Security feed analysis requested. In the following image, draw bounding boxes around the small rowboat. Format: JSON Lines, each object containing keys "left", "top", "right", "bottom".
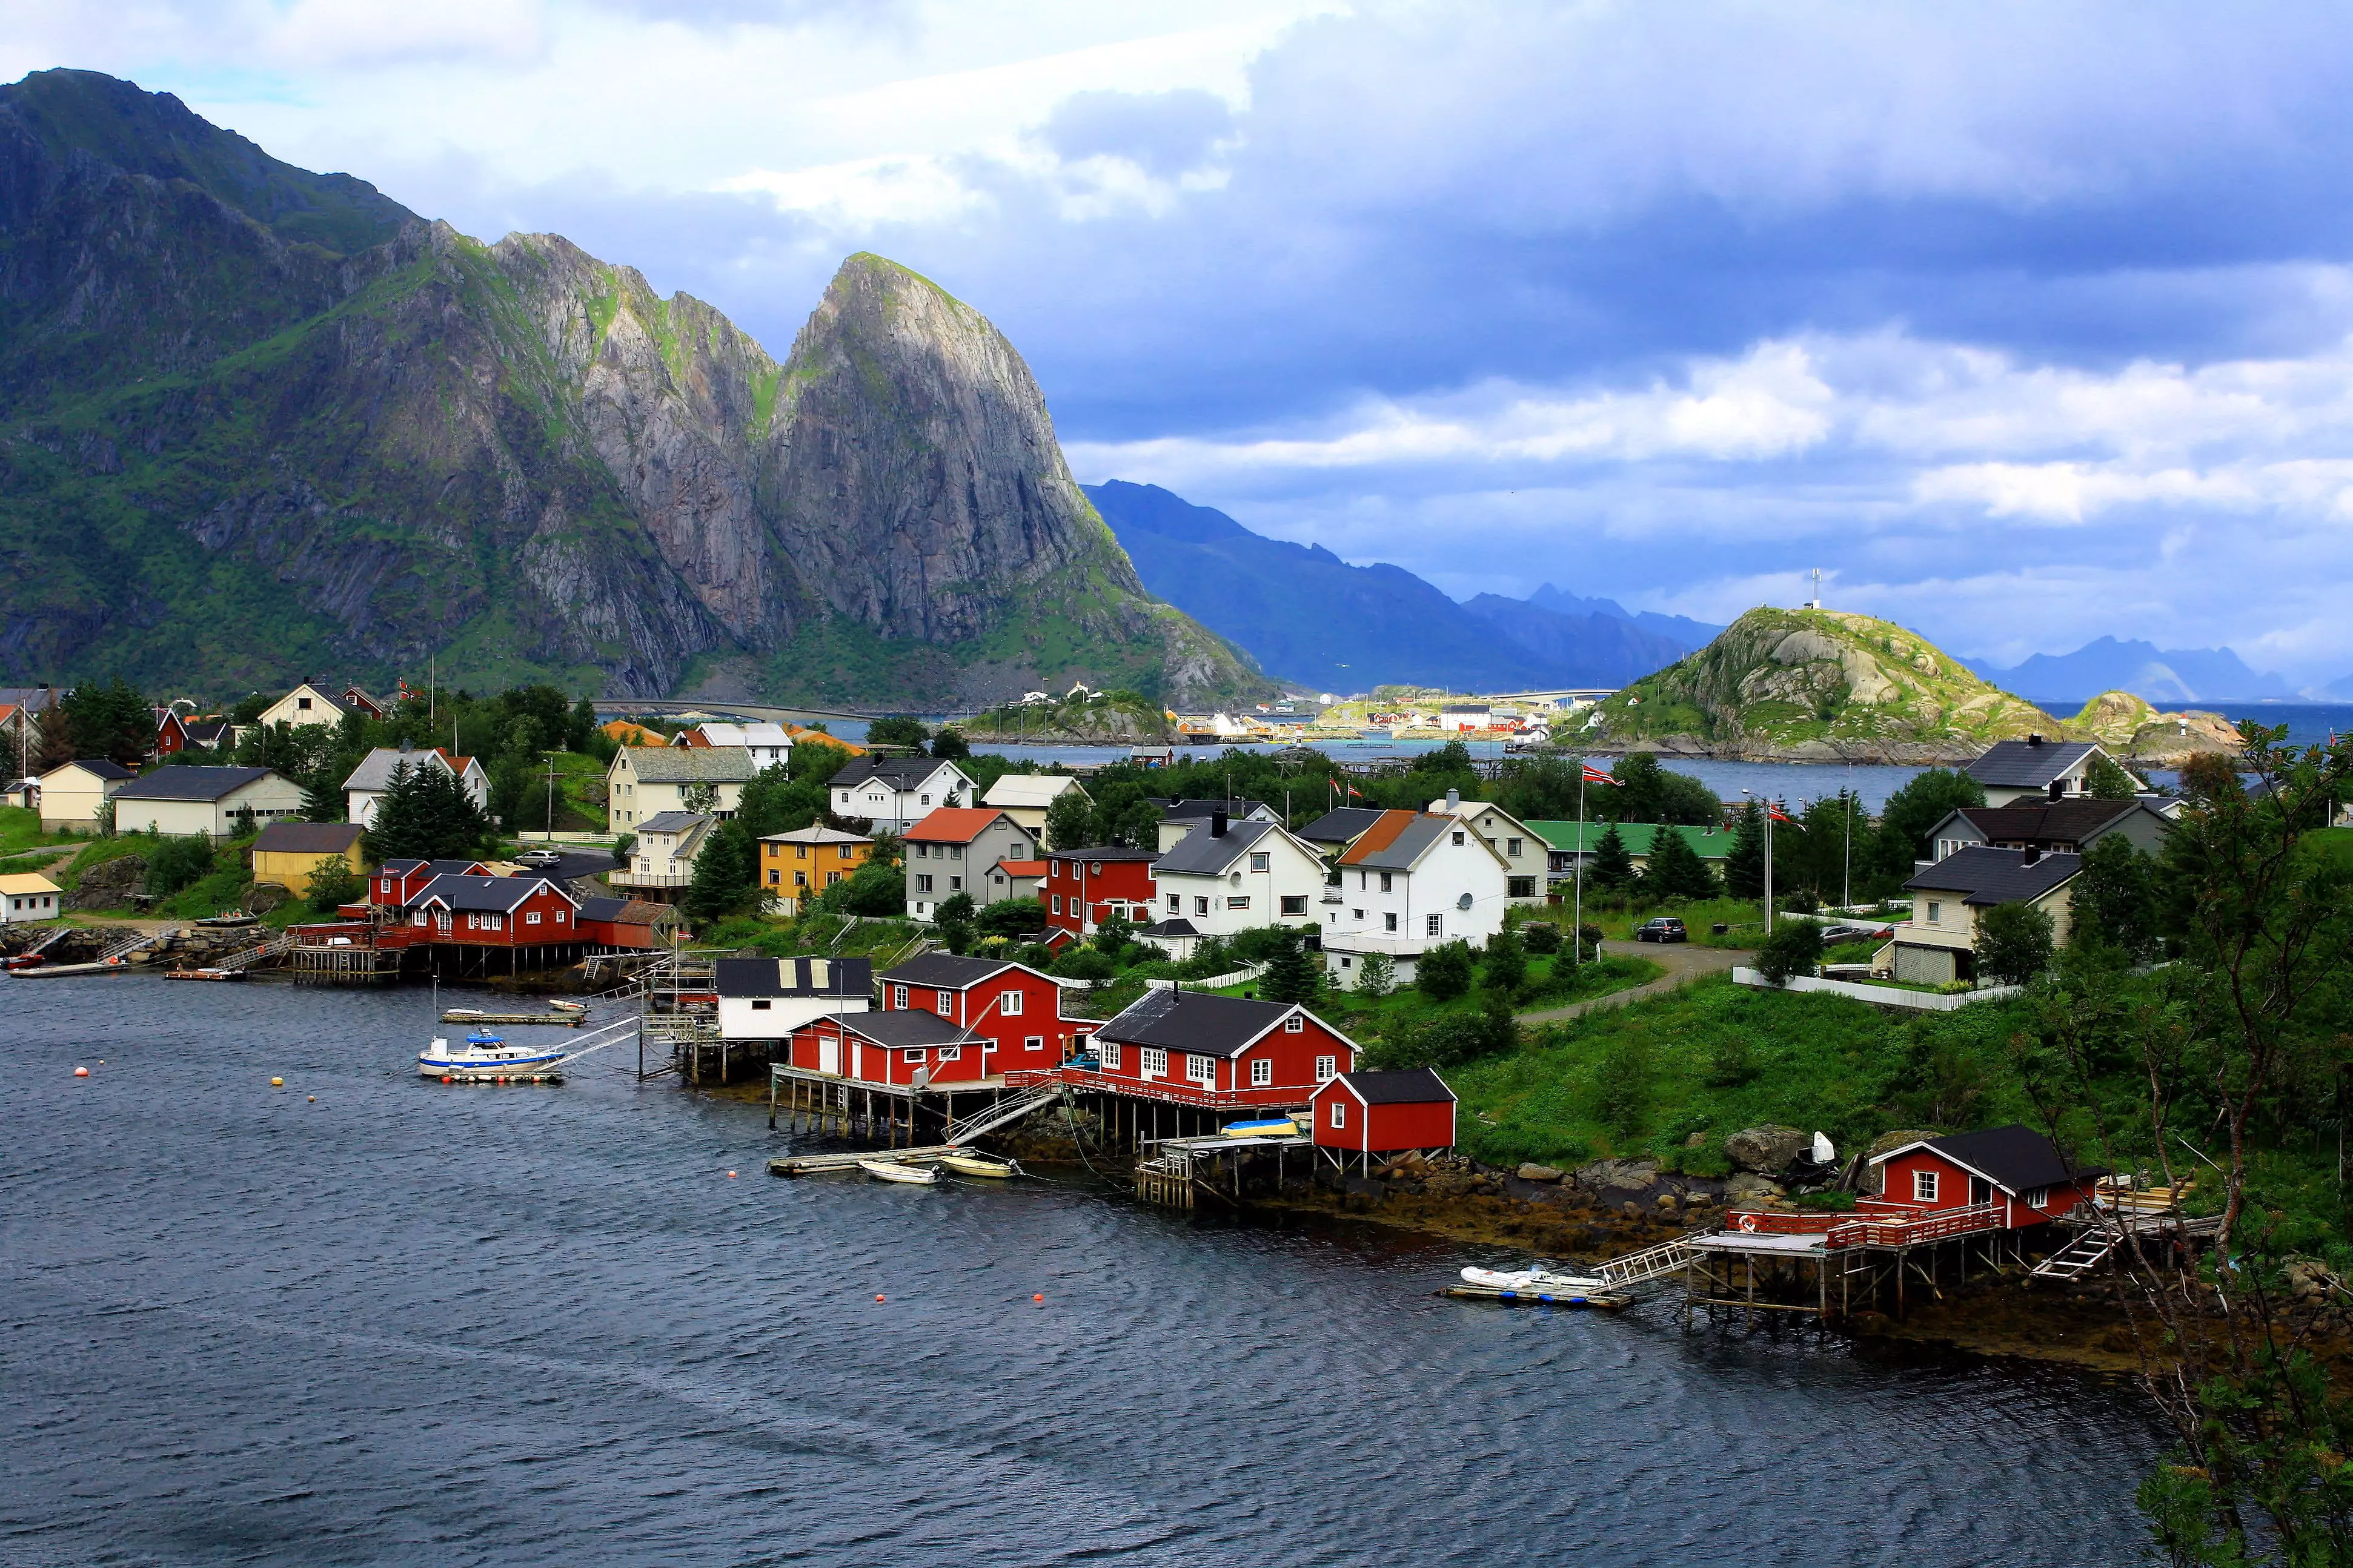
{"left": 1461, "top": 1265, "right": 1607, "bottom": 1292}
{"left": 548, "top": 999, "right": 588, "bottom": 1014}
{"left": 940, "top": 1150, "right": 1020, "bottom": 1179}
{"left": 1221, "top": 1117, "right": 1299, "bottom": 1138}
{"left": 859, "top": 1158, "right": 941, "bottom": 1185}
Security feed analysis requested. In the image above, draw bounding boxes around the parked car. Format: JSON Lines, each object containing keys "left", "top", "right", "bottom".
{"left": 514, "top": 849, "right": 564, "bottom": 868}
{"left": 1818, "top": 923, "right": 1894, "bottom": 945}
{"left": 1634, "top": 916, "right": 1687, "bottom": 944}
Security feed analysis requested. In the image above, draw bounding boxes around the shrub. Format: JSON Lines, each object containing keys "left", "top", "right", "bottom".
{"left": 1754, "top": 919, "right": 1825, "bottom": 985}
{"left": 1705, "top": 1033, "right": 1755, "bottom": 1087}
{"left": 1052, "top": 947, "right": 1115, "bottom": 982}
{"left": 144, "top": 834, "right": 220, "bottom": 898}
{"left": 1520, "top": 920, "right": 1561, "bottom": 955}
{"left": 1481, "top": 928, "right": 1526, "bottom": 993}
{"left": 1261, "top": 930, "right": 1322, "bottom": 1005}
{"left": 1593, "top": 1032, "right": 1653, "bottom": 1133}
{"left": 1974, "top": 901, "right": 2055, "bottom": 986}
{"left": 1372, "top": 992, "right": 1519, "bottom": 1070}
{"left": 304, "top": 856, "right": 362, "bottom": 915}
{"left": 1416, "top": 940, "right": 1475, "bottom": 1001}
{"left": 1354, "top": 949, "right": 1395, "bottom": 998}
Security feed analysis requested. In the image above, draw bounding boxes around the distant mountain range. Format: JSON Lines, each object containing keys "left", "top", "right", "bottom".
{"left": 1084, "top": 481, "right": 1713, "bottom": 694}
{"left": 1963, "top": 637, "right": 2294, "bottom": 706}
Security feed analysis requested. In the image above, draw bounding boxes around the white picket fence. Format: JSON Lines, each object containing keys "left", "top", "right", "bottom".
{"left": 1731, "top": 967, "right": 2022, "bottom": 1012}
{"left": 1146, "top": 961, "right": 1269, "bottom": 992}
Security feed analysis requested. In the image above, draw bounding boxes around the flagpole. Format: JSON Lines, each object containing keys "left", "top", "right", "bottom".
{"left": 1572, "top": 764, "right": 1586, "bottom": 968}
{"left": 1764, "top": 795, "right": 1774, "bottom": 933}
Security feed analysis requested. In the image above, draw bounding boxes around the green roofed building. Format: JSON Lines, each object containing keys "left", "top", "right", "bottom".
{"left": 1527, "top": 821, "right": 1736, "bottom": 885}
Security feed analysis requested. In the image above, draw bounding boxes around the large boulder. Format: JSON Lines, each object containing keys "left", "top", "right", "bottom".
{"left": 65, "top": 853, "right": 146, "bottom": 911}
{"left": 1725, "top": 1171, "right": 1787, "bottom": 1203}
{"left": 1516, "top": 1163, "right": 1564, "bottom": 1183}
{"left": 1576, "top": 1157, "right": 1660, "bottom": 1192}
{"left": 1725, "top": 1125, "right": 1811, "bottom": 1174}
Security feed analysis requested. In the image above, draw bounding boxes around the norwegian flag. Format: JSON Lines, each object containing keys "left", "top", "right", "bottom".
{"left": 1331, "top": 778, "right": 1363, "bottom": 800}
{"left": 1767, "top": 802, "right": 1794, "bottom": 824}
{"left": 1582, "top": 763, "right": 1621, "bottom": 786}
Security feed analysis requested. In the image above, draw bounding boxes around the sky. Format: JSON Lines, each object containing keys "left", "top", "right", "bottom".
{"left": 13, "top": 0, "right": 2353, "bottom": 684}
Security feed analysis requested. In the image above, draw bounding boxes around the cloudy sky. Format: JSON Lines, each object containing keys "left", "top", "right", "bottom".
{"left": 14, "top": 0, "right": 2353, "bottom": 683}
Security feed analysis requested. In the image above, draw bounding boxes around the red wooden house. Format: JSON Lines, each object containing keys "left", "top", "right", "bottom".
{"left": 405, "top": 873, "right": 580, "bottom": 945}
{"left": 1863, "top": 1125, "right": 2103, "bottom": 1229}
{"left": 788, "top": 1009, "right": 985, "bottom": 1088}
{"left": 869, "top": 952, "right": 1080, "bottom": 1077}
{"left": 373, "top": 858, "right": 491, "bottom": 910}
{"left": 1043, "top": 846, "right": 1159, "bottom": 945}
{"left": 575, "top": 895, "right": 682, "bottom": 950}
{"left": 1060, "top": 987, "right": 1355, "bottom": 1109}
{"left": 1312, "top": 1068, "right": 1457, "bottom": 1170}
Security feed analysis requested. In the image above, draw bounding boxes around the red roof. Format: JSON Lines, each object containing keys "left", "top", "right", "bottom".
{"left": 995, "top": 858, "right": 1047, "bottom": 876}
{"left": 906, "top": 807, "right": 1005, "bottom": 844}
{"left": 1336, "top": 809, "right": 1422, "bottom": 866}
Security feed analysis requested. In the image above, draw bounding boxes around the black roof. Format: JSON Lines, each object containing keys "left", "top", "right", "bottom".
{"left": 62, "top": 757, "right": 137, "bottom": 780}
{"left": 1142, "top": 918, "right": 1200, "bottom": 938}
{"left": 1903, "top": 844, "right": 2081, "bottom": 905}
{"left": 251, "top": 821, "right": 363, "bottom": 853}
{"left": 836, "top": 1009, "right": 972, "bottom": 1048}
{"left": 830, "top": 756, "right": 959, "bottom": 789}
{"left": 115, "top": 765, "right": 276, "bottom": 801}
{"left": 1154, "top": 818, "right": 1280, "bottom": 876}
{"left": 1150, "top": 797, "right": 1272, "bottom": 821}
{"left": 576, "top": 896, "right": 629, "bottom": 921}
{"left": 1327, "top": 1067, "right": 1455, "bottom": 1105}
{"left": 715, "top": 956, "right": 872, "bottom": 999}
{"left": 1950, "top": 799, "right": 2154, "bottom": 845}
{"left": 1094, "top": 987, "right": 1299, "bottom": 1059}
{"left": 1965, "top": 739, "right": 2099, "bottom": 788}
{"left": 1296, "top": 807, "right": 1385, "bottom": 845}
{"left": 1043, "top": 845, "right": 1160, "bottom": 862}
{"left": 880, "top": 952, "right": 1027, "bottom": 988}
{"left": 1881, "top": 1123, "right": 2103, "bottom": 1196}
{"left": 414, "top": 873, "right": 572, "bottom": 914}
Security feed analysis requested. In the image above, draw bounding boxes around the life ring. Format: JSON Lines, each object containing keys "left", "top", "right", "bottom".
{"left": 1737, "top": 1212, "right": 1759, "bottom": 1233}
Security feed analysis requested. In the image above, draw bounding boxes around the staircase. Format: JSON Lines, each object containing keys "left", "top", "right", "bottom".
{"left": 944, "top": 1082, "right": 1064, "bottom": 1145}
{"left": 2030, "top": 1229, "right": 2122, "bottom": 1282}
{"left": 22, "top": 924, "right": 76, "bottom": 959}
{"left": 96, "top": 925, "right": 178, "bottom": 963}
{"left": 1594, "top": 1235, "right": 1705, "bottom": 1290}
{"left": 209, "top": 931, "right": 294, "bottom": 972}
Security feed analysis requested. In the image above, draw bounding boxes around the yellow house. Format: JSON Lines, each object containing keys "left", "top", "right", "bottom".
{"left": 759, "top": 825, "right": 874, "bottom": 896}
{"left": 250, "top": 821, "right": 367, "bottom": 887}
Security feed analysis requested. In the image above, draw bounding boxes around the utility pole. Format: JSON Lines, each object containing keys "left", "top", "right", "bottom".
{"left": 1571, "top": 764, "right": 1587, "bottom": 967}
{"left": 544, "top": 751, "right": 560, "bottom": 841}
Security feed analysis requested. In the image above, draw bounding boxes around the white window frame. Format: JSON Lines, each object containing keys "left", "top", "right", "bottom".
{"left": 1329, "top": 1100, "right": 1347, "bottom": 1129}
{"left": 1227, "top": 896, "right": 1250, "bottom": 910}
{"left": 903, "top": 1048, "right": 926, "bottom": 1064}
{"left": 936, "top": 990, "right": 954, "bottom": 1013}
{"left": 1139, "top": 1046, "right": 1167, "bottom": 1077}
{"left": 1250, "top": 852, "right": 1269, "bottom": 872}
{"left": 1425, "top": 913, "right": 1442, "bottom": 938}
{"left": 1184, "top": 1054, "right": 1217, "bottom": 1086}
{"left": 938, "top": 1045, "right": 961, "bottom": 1062}
{"left": 1000, "top": 990, "right": 1023, "bottom": 1015}
{"left": 1913, "top": 1169, "right": 1940, "bottom": 1203}
{"left": 1250, "top": 1059, "right": 1272, "bottom": 1087}
{"left": 1025, "top": 1035, "right": 1044, "bottom": 1053}
{"left": 892, "top": 985, "right": 909, "bottom": 1008}
{"left": 1285, "top": 1015, "right": 1304, "bottom": 1033}
{"left": 1100, "top": 1040, "right": 1121, "bottom": 1070}
{"left": 1315, "top": 1054, "right": 1337, "bottom": 1082}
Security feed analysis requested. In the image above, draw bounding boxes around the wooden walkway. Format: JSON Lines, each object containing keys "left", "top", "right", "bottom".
{"left": 769, "top": 1146, "right": 953, "bottom": 1176}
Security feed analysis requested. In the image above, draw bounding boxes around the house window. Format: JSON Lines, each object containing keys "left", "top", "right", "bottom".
{"left": 1184, "top": 1054, "right": 1216, "bottom": 1085}
{"left": 1167, "top": 894, "right": 1181, "bottom": 911}
{"left": 1507, "top": 837, "right": 1522, "bottom": 858}
{"left": 1329, "top": 1100, "right": 1346, "bottom": 1129}
{"left": 796, "top": 845, "right": 809, "bottom": 859}
{"left": 296, "top": 696, "right": 311, "bottom": 710}
{"left": 555, "top": 910, "right": 566, "bottom": 923}
{"left": 826, "top": 872, "right": 841, "bottom": 885}
{"left": 1195, "top": 896, "right": 1209, "bottom": 916}
{"left": 951, "top": 847, "right": 963, "bottom": 861}
{"left": 1425, "top": 914, "right": 1442, "bottom": 938}
{"left": 949, "top": 876, "right": 962, "bottom": 891}
{"left": 1050, "top": 861, "right": 1060, "bottom": 879}
{"left": 526, "top": 911, "right": 542, "bottom": 925}
{"left": 1285, "top": 1016, "right": 1304, "bottom": 1033}
{"left": 2023, "top": 1187, "right": 2048, "bottom": 1209}
{"left": 938, "top": 1045, "right": 961, "bottom": 1062}
{"left": 1227, "top": 896, "right": 1250, "bottom": 910}
{"left": 1100, "top": 1040, "right": 1121, "bottom": 1069}
{"left": 769, "top": 869, "right": 781, "bottom": 885}
{"left": 1052, "top": 895, "right": 1062, "bottom": 915}
{"left": 893, "top": 985, "right": 909, "bottom": 1008}
{"left": 1251, "top": 1059, "right": 1273, "bottom": 1086}
{"left": 1507, "top": 877, "right": 1536, "bottom": 898}
{"left": 1384, "top": 912, "right": 1398, "bottom": 932}
{"left": 1927, "top": 901, "right": 1942, "bottom": 924}
{"left": 1090, "top": 862, "right": 1104, "bottom": 876}
{"left": 1913, "top": 1169, "right": 1940, "bottom": 1203}
{"left": 1379, "top": 872, "right": 1392, "bottom": 893}
{"left": 1280, "top": 895, "right": 1307, "bottom": 916}
{"left": 1315, "top": 1054, "right": 1336, "bottom": 1082}
{"left": 937, "top": 990, "right": 954, "bottom": 1013}
{"left": 1250, "top": 852, "right": 1269, "bottom": 872}
{"left": 1140, "top": 1047, "right": 1167, "bottom": 1077}
{"left": 917, "top": 875, "right": 933, "bottom": 892}
{"left": 903, "top": 1048, "right": 926, "bottom": 1064}
{"left": 795, "top": 871, "right": 808, "bottom": 887}
{"left": 751, "top": 999, "right": 771, "bottom": 1011}
{"left": 920, "top": 794, "right": 932, "bottom": 806}
{"left": 1001, "top": 990, "right": 1023, "bottom": 1015}
{"left": 1025, "top": 1035, "right": 1044, "bottom": 1053}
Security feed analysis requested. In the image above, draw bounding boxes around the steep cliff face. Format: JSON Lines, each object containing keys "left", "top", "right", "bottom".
{"left": 1594, "top": 608, "right": 2062, "bottom": 761}
{"left": 0, "top": 71, "right": 1270, "bottom": 707}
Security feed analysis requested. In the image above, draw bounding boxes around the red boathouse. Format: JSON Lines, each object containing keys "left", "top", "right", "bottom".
{"left": 1312, "top": 1068, "right": 1458, "bottom": 1172}
{"left": 1863, "top": 1124, "right": 2104, "bottom": 1229}
{"left": 1055, "top": 987, "right": 1355, "bottom": 1110}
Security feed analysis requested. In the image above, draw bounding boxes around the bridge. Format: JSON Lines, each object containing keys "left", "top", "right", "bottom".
{"left": 592, "top": 698, "right": 879, "bottom": 725}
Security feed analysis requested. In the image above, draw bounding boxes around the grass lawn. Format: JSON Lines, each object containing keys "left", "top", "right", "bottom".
{"left": 0, "top": 806, "right": 85, "bottom": 857}
{"left": 1190, "top": 952, "right": 1661, "bottom": 1039}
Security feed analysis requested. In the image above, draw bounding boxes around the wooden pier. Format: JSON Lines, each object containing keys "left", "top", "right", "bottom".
{"left": 768, "top": 1146, "right": 954, "bottom": 1176}
{"left": 1133, "top": 1131, "right": 1316, "bottom": 1209}
{"left": 439, "top": 1010, "right": 586, "bottom": 1026}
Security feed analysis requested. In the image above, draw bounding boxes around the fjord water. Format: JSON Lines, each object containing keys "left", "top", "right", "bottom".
{"left": 5, "top": 978, "right": 2157, "bottom": 1566}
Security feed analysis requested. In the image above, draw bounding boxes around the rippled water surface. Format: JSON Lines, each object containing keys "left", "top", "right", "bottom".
{"left": 4, "top": 977, "right": 2160, "bottom": 1566}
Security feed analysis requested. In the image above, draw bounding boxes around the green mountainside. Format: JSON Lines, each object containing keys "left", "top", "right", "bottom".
{"left": 0, "top": 69, "right": 1273, "bottom": 708}
{"left": 1591, "top": 607, "right": 2063, "bottom": 761}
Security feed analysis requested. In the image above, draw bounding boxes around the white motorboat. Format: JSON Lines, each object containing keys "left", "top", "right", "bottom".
{"left": 419, "top": 1027, "right": 569, "bottom": 1083}
{"left": 1460, "top": 1265, "right": 1607, "bottom": 1292}
{"left": 548, "top": 999, "right": 588, "bottom": 1014}
{"left": 859, "top": 1158, "right": 941, "bottom": 1185}
{"left": 940, "top": 1150, "right": 1020, "bottom": 1179}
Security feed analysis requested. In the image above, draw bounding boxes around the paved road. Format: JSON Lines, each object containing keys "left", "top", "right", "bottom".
{"left": 1517, "top": 938, "right": 1745, "bottom": 1025}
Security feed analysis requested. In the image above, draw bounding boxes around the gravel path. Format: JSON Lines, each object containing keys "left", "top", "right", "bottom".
{"left": 1515, "top": 938, "right": 1746, "bottom": 1025}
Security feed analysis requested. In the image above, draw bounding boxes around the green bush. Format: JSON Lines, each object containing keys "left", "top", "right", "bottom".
{"left": 1052, "top": 947, "right": 1115, "bottom": 982}
{"left": 1593, "top": 1032, "right": 1653, "bottom": 1133}
{"left": 145, "top": 834, "right": 221, "bottom": 898}
{"left": 1754, "top": 919, "right": 1825, "bottom": 985}
{"left": 1520, "top": 919, "right": 1561, "bottom": 955}
{"left": 1481, "top": 928, "right": 1526, "bottom": 993}
{"left": 1416, "top": 940, "right": 1474, "bottom": 1001}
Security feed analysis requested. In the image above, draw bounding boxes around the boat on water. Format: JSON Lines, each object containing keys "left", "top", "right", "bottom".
{"left": 1221, "top": 1117, "right": 1299, "bottom": 1138}
{"left": 193, "top": 912, "right": 257, "bottom": 928}
{"left": 940, "top": 1150, "right": 1020, "bottom": 1179}
{"left": 1459, "top": 1265, "right": 1608, "bottom": 1292}
{"left": 859, "top": 1157, "right": 941, "bottom": 1185}
{"left": 547, "top": 999, "right": 588, "bottom": 1014}
{"left": 419, "top": 1028, "right": 569, "bottom": 1082}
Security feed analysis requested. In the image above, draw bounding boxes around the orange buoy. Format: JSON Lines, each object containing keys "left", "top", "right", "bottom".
{"left": 727, "top": 1171, "right": 738, "bottom": 1179}
{"left": 875, "top": 1294, "right": 886, "bottom": 1302}
{"left": 307, "top": 1096, "right": 316, "bottom": 1103}
{"left": 1032, "top": 1293, "right": 1043, "bottom": 1302}
{"left": 73, "top": 1066, "right": 90, "bottom": 1077}
{"left": 270, "top": 1077, "right": 284, "bottom": 1087}
{"left": 441, "top": 1076, "right": 453, "bottom": 1084}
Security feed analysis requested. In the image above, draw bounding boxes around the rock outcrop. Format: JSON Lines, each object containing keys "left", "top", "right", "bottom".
{"left": 2065, "top": 691, "right": 2240, "bottom": 765}
{"left": 0, "top": 70, "right": 1275, "bottom": 709}
{"left": 1591, "top": 607, "right": 2063, "bottom": 761}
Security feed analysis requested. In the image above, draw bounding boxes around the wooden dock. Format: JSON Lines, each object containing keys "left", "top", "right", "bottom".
{"left": 768, "top": 1146, "right": 954, "bottom": 1176}
{"left": 440, "top": 1011, "right": 586, "bottom": 1026}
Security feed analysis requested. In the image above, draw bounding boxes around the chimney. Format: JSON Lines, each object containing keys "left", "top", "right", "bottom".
{"left": 2026, "top": 733, "right": 2043, "bottom": 747}
{"left": 2022, "top": 845, "right": 2042, "bottom": 865}
{"left": 1446, "top": 787, "right": 1461, "bottom": 810}
{"left": 1210, "top": 811, "right": 1229, "bottom": 838}
{"left": 398, "top": 738, "right": 411, "bottom": 753}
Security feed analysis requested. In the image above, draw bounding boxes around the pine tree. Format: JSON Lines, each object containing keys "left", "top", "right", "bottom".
{"left": 682, "top": 821, "right": 758, "bottom": 925}
{"left": 299, "top": 770, "right": 344, "bottom": 824}
{"left": 1645, "top": 825, "right": 1717, "bottom": 901}
{"left": 1590, "top": 822, "right": 1636, "bottom": 890}
{"left": 364, "top": 762, "right": 429, "bottom": 862}
{"left": 1724, "top": 801, "right": 1766, "bottom": 900}
{"left": 1263, "top": 929, "right": 1321, "bottom": 1005}
{"left": 1043, "top": 789, "right": 1094, "bottom": 852}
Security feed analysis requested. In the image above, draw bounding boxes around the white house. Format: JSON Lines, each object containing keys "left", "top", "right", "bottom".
{"left": 608, "top": 746, "right": 754, "bottom": 830}
{"left": 37, "top": 758, "right": 137, "bottom": 831}
{"left": 1963, "top": 736, "right": 2111, "bottom": 808}
{"left": 1151, "top": 796, "right": 1279, "bottom": 852}
{"left": 980, "top": 772, "right": 1088, "bottom": 836}
{"left": 689, "top": 721, "right": 794, "bottom": 769}
{"left": 254, "top": 681, "right": 385, "bottom": 730}
{"left": 828, "top": 756, "right": 974, "bottom": 833}
{"left": 1425, "top": 790, "right": 1547, "bottom": 904}
{"left": 1893, "top": 845, "right": 2081, "bottom": 986}
{"left": 1, "top": 871, "right": 62, "bottom": 924}
{"left": 1145, "top": 816, "right": 1330, "bottom": 958}
{"left": 342, "top": 744, "right": 490, "bottom": 826}
{"left": 1321, "top": 809, "right": 1512, "bottom": 990}
{"left": 612, "top": 811, "right": 710, "bottom": 893}
{"left": 714, "top": 956, "right": 872, "bottom": 1044}
{"left": 113, "top": 767, "right": 304, "bottom": 838}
